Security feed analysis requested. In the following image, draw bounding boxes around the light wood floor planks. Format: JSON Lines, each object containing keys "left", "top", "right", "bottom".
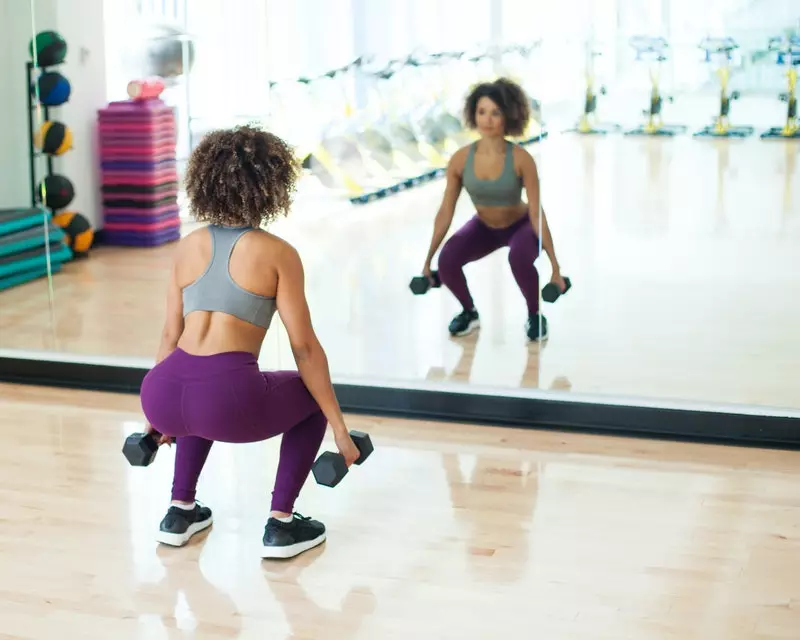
{"left": 0, "top": 383, "right": 799, "bottom": 638}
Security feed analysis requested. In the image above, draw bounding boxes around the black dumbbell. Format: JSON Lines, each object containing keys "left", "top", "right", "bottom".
{"left": 409, "top": 270, "right": 441, "bottom": 295}
{"left": 542, "top": 276, "right": 572, "bottom": 303}
{"left": 312, "top": 430, "right": 374, "bottom": 487}
{"left": 122, "top": 431, "right": 160, "bottom": 467}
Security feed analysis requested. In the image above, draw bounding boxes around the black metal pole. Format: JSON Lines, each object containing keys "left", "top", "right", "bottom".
{"left": 26, "top": 61, "right": 36, "bottom": 207}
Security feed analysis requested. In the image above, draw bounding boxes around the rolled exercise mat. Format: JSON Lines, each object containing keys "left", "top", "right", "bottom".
{"left": 127, "top": 77, "right": 166, "bottom": 100}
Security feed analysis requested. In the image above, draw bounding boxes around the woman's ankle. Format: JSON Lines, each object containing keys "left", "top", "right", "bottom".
{"left": 271, "top": 510, "right": 292, "bottom": 520}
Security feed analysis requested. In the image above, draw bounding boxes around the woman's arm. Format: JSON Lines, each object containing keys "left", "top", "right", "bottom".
{"left": 519, "top": 149, "right": 561, "bottom": 276}
{"left": 155, "top": 261, "right": 185, "bottom": 364}
{"left": 274, "top": 242, "right": 348, "bottom": 436}
{"left": 423, "top": 152, "right": 464, "bottom": 269}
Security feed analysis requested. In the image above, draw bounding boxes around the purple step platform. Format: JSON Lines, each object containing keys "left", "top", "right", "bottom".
{"left": 97, "top": 98, "right": 182, "bottom": 247}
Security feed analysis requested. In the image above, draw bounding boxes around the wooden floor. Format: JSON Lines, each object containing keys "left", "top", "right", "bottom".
{"left": 1, "top": 383, "right": 799, "bottom": 639}
{"left": 0, "top": 133, "right": 799, "bottom": 411}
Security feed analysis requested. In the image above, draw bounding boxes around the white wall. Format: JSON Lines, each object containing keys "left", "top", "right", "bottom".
{"left": 0, "top": 0, "right": 36, "bottom": 209}
{"left": 0, "top": 0, "right": 107, "bottom": 229}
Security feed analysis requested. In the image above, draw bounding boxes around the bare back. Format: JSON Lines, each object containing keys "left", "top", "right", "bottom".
{"left": 174, "top": 226, "right": 286, "bottom": 357}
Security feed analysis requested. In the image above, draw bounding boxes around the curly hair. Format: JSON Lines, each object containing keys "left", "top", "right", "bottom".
{"left": 184, "top": 124, "right": 300, "bottom": 228}
{"left": 463, "top": 77, "right": 531, "bottom": 137}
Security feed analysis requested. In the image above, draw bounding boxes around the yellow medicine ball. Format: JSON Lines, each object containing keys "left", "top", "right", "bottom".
{"left": 34, "top": 120, "right": 73, "bottom": 156}
{"left": 53, "top": 211, "right": 94, "bottom": 256}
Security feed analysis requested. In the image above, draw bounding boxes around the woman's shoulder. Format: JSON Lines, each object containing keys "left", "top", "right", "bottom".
{"left": 448, "top": 143, "right": 473, "bottom": 172}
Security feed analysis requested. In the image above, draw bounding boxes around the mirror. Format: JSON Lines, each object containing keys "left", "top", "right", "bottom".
{"left": 0, "top": 0, "right": 798, "bottom": 422}
{"left": 0, "top": 0, "right": 66, "bottom": 354}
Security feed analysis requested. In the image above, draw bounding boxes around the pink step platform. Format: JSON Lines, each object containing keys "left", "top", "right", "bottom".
{"left": 97, "top": 97, "right": 181, "bottom": 247}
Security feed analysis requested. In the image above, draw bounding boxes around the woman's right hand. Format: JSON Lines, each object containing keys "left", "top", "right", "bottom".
{"left": 334, "top": 430, "right": 361, "bottom": 467}
{"left": 422, "top": 262, "right": 434, "bottom": 281}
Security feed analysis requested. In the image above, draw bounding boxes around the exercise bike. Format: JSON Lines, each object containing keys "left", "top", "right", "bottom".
{"left": 759, "top": 34, "right": 800, "bottom": 140}
{"left": 625, "top": 35, "right": 687, "bottom": 137}
{"left": 567, "top": 42, "right": 621, "bottom": 135}
{"left": 694, "top": 37, "right": 754, "bottom": 138}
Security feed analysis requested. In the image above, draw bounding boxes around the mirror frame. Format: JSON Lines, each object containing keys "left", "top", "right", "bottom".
{"left": 1, "top": 351, "right": 798, "bottom": 449}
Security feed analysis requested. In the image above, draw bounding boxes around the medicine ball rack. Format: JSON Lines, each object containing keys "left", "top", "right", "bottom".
{"left": 0, "top": 31, "right": 75, "bottom": 294}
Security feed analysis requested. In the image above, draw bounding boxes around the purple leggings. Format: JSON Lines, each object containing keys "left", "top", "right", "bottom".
{"left": 139, "top": 348, "right": 326, "bottom": 513}
{"left": 438, "top": 214, "right": 541, "bottom": 316}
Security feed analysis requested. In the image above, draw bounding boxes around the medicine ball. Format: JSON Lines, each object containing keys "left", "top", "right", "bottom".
{"left": 29, "top": 31, "right": 67, "bottom": 67}
{"left": 53, "top": 211, "right": 94, "bottom": 256}
{"left": 36, "top": 174, "right": 75, "bottom": 210}
{"left": 33, "top": 71, "right": 71, "bottom": 106}
{"left": 34, "top": 121, "right": 73, "bottom": 156}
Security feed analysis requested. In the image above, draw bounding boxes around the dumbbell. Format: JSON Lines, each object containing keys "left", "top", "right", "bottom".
{"left": 312, "top": 430, "right": 374, "bottom": 488}
{"left": 409, "top": 270, "right": 441, "bottom": 295}
{"left": 542, "top": 276, "right": 572, "bottom": 303}
{"left": 122, "top": 431, "right": 160, "bottom": 467}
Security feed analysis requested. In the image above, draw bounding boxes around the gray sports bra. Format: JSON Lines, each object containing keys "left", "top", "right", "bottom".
{"left": 461, "top": 140, "right": 523, "bottom": 207}
{"left": 182, "top": 224, "right": 277, "bottom": 330}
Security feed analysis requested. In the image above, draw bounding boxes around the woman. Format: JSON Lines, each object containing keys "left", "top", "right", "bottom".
{"left": 139, "top": 125, "right": 361, "bottom": 559}
{"left": 421, "top": 77, "right": 566, "bottom": 341}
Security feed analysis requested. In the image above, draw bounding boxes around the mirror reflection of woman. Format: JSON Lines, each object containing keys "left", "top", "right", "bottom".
{"left": 421, "top": 77, "right": 566, "bottom": 342}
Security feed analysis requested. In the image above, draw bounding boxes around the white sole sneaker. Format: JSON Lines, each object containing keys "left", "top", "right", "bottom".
{"left": 155, "top": 515, "right": 214, "bottom": 547}
{"left": 260, "top": 532, "right": 327, "bottom": 559}
{"left": 451, "top": 318, "right": 480, "bottom": 337}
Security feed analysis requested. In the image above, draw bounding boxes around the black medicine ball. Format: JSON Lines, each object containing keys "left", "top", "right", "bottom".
{"left": 36, "top": 174, "right": 75, "bottom": 210}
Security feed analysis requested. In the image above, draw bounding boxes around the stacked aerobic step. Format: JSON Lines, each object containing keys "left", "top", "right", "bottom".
{"left": 0, "top": 208, "right": 72, "bottom": 292}
{"left": 97, "top": 98, "right": 180, "bottom": 246}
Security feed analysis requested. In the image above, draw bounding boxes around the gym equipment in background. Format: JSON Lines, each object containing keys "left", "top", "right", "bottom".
{"left": 567, "top": 42, "right": 621, "bottom": 135}
{"left": 53, "top": 211, "right": 94, "bottom": 257}
{"left": 97, "top": 87, "right": 181, "bottom": 246}
{"left": 759, "top": 34, "right": 800, "bottom": 140}
{"left": 357, "top": 58, "right": 448, "bottom": 189}
{"left": 138, "top": 24, "right": 196, "bottom": 86}
{"left": 694, "top": 37, "right": 754, "bottom": 138}
{"left": 0, "top": 208, "right": 72, "bottom": 292}
{"left": 28, "top": 31, "right": 67, "bottom": 67}
{"left": 6, "top": 29, "right": 79, "bottom": 295}
{"left": 625, "top": 36, "right": 687, "bottom": 137}
{"left": 271, "top": 44, "right": 548, "bottom": 207}
{"left": 34, "top": 71, "right": 71, "bottom": 107}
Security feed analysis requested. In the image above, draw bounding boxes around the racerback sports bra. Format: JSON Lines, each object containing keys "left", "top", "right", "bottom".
{"left": 182, "top": 224, "right": 277, "bottom": 330}
{"left": 461, "top": 140, "right": 524, "bottom": 207}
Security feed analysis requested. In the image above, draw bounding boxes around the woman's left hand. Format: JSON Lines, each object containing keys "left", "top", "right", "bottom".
{"left": 549, "top": 272, "right": 568, "bottom": 293}
{"left": 144, "top": 423, "right": 174, "bottom": 446}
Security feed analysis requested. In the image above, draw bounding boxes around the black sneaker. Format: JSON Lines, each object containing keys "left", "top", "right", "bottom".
{"left": 261, "top": 512, "right": 326, "bottom": 559}
{"left": 448, "top": 308, "right": 480, "bottom": 336}
{"left": 526, "top": 314, "right": 549, "bottom": 342}
{"left": 155, "top": 502, "right": 213, "bottom": 547}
